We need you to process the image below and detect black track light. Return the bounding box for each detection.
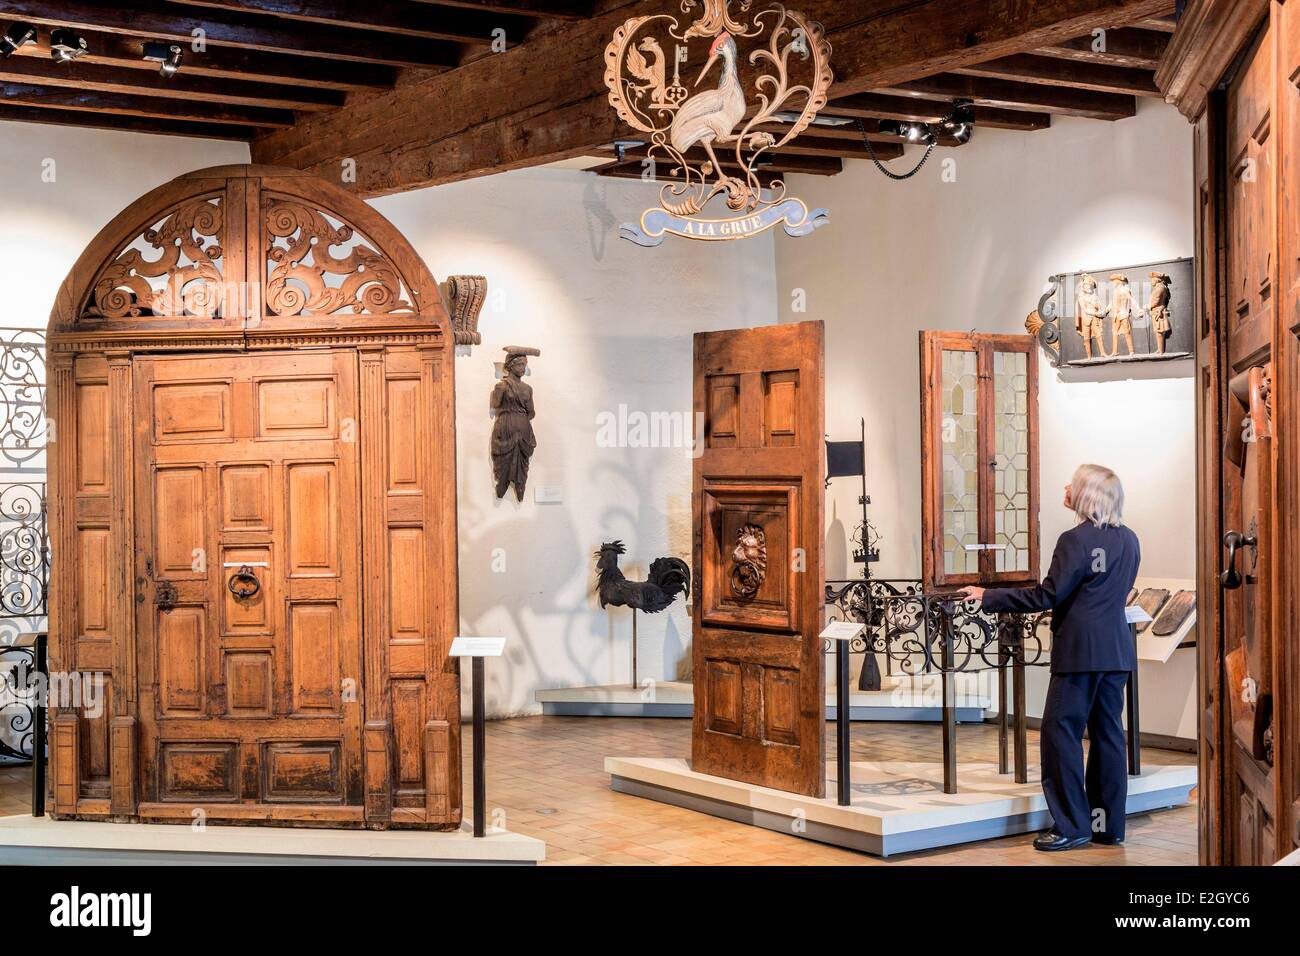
[51,28,88,64]
[0,21,36,57]
[143,40,183,78]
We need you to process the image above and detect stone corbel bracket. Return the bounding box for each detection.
[440,274,487,348]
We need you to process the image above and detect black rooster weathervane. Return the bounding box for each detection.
[594,541,691,688]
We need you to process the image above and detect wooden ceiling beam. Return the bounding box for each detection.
[170,0,537,45]
[0,0,462,67]
[408,0,591,19]
[1,81,295,126]
[876,74,1137,120]
[1034,27,1170,69]
[7,28,397,90]
[0,101,255,138]
[0,53,342,111]
[823,92,1052,131]
[954,52,1160,96]
[252,0,1173,195]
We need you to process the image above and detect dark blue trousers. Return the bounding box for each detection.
[1040,671,1130,840]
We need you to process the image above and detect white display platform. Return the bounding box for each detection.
[606,756,1196,857]
[0,815,546,866]
[538,676,991,722]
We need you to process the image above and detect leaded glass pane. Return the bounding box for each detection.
[940,349,979,575]
[993,349,1030,573]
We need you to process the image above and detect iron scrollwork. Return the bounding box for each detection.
[823,578,1051,675]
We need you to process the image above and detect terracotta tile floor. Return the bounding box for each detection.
[0,716,1199,865]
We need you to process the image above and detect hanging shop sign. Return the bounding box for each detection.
[603,0,833,246]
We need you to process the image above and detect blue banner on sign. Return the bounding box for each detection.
[620,198,830,246]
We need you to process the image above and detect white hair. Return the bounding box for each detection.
[1071,464,1124,528]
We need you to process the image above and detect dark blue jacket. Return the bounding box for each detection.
[982,522,1140,673]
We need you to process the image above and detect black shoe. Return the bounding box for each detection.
[1033,831,1091,851]
[1091,834,1124,846]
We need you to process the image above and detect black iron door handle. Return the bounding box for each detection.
[1221,530,1257,590]
[228,565,261,600]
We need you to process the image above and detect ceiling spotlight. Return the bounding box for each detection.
[50,28,88,63]
[0,22,37,57]
[143,40,182,78]
[940,99,976,146]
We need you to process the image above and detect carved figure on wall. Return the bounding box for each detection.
[730,522,768,598]
[1106,273,1137,357]
[1074,273,1107,359]
[491,346,539,501]
[440,274,487,348]
[1144,271,1173,354]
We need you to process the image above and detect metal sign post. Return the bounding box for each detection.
[449,636,507,837]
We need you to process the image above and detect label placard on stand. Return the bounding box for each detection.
[450,636,507,657]
[451,636,507,837]
[820,621,865,642]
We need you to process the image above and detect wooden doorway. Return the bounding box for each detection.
[46,166,461,829]
[691,321,826,797]
[1161,1,1300,864]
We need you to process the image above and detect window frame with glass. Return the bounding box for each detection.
[920,331,1040,590]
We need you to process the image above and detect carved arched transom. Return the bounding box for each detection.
[51,165,442,336]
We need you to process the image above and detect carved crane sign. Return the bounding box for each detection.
[604,0,832,245]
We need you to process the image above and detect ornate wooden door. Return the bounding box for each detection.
[46,166,462,830]
[1214,20,1282,866]
[691,321,825,797]
[132,351,364,819]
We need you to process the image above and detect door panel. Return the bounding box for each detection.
[134,351,363,814]
[692,321,825,798]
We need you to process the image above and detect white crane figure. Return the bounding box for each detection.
[669,32,746,186]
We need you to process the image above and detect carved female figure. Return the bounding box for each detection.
[491,346,539,500]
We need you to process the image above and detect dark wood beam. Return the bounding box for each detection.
[0,0,462,67]
[876,74,1137,120]
[0,101,254,138]
[0,53,342,111]
[172,0,536,45]
[409,0,590,19]
[253,0,1173,195]
[1,82,294,126]
[10,27,397,90]
[823,92,1052,131]
[954,52,1160,96]
[1035,27,1170,69]
[594,160,782,189]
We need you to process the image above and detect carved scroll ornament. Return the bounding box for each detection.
[84,197,225,319]
[265,199,414,317]
[730,522,767,598]
[440,274,487,347]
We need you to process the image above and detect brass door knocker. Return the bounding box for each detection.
[228,565,261,600]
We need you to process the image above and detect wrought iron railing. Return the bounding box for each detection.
[0,327,48,763]
[824,577,1052,676]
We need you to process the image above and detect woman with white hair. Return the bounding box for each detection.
[962,464,1140,852]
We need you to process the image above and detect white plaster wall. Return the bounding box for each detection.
[0,121,249,332]
[774,98,1197,586]
[370,167,779,717]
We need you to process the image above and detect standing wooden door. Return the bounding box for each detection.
[691,321,825,797]
[1213,18,1283,865]
[132,350,364,820]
